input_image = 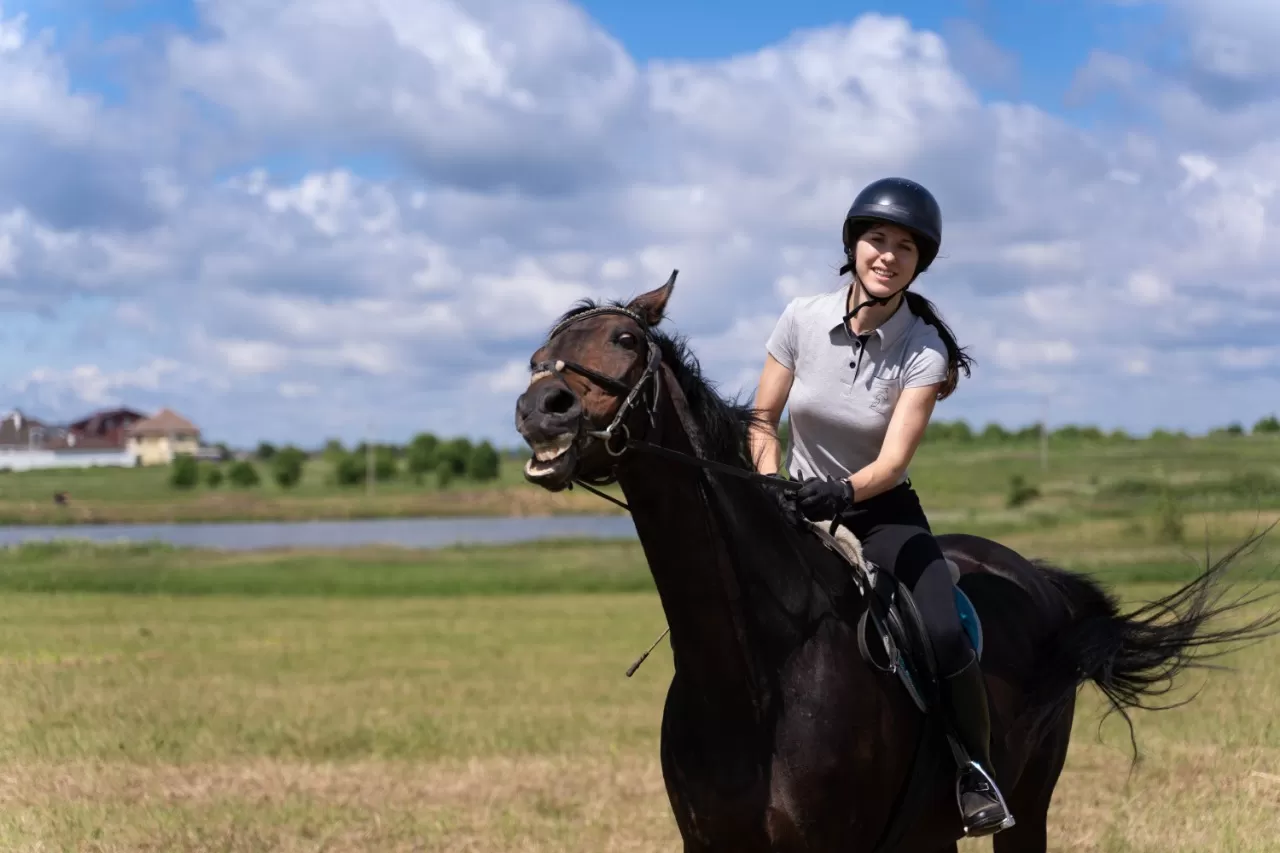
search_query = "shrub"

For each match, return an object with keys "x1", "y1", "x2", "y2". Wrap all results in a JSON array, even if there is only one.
[
  {"x1": 334, "y1": 453, "x2": 365, "y2": 486},
  {"x1": 1254, "y1": 414, "x2": 1280, "y2": 434},
  {"x1": 1006, "y1": 474, "x2": 1040, "y2": 508},
  {"x1": 227, "y1": 460, "x2": 260, "y2": 488},
  {"x1": 169, "y1": 455, "x2": 199, "y2": 489},
  {"x1": 1156, "y1": 489, "x2": 1183, "y2": 542},
  {"x1": 273, "y1": 446, "x2": 307, "y2": 489},
  {"x1": 206, "y1": 466, "x2": 224, "y2": 488},
  {"x1": 467, "y1": 441, "x2": 501, "y2": 481}
]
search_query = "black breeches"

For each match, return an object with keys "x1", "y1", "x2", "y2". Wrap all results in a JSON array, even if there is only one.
[{"x1": 842, "y1": 483, "x2": 971, "y2": 675}]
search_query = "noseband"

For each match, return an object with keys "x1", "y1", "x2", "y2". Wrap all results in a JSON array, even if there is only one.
[{"x1": 531, "y1": 304, "x2": 664, "y2": 461}]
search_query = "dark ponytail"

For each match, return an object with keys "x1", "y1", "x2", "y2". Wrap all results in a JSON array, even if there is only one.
[{"x1": 904, "y1": 290, "x2": 973, "y2": 400}]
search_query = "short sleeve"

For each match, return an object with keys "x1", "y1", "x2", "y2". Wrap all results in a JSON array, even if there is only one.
[
  {"x1": 765, "y1": 299, "x2": 800, "y2": 370},
  {"x1": 903, "y1": 326, "x2": 949, "y2": 389}
]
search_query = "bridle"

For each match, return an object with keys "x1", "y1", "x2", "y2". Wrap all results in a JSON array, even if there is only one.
[{"x1": 528, "y1": 286, "x2": 802, "y2": 511}]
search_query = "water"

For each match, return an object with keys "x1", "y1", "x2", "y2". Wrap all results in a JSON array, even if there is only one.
[{"x1": 0, "y1": 516, "x2": 639, "y2": 551}]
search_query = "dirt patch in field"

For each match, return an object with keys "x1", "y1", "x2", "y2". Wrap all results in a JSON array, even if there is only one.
[{"x1": 1, "y1": 746, "x2": 1278, "y2": 852}]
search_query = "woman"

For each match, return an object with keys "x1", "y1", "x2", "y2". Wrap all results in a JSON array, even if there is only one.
[{"x1": 748, "y1": 177, "x2": 1013, "y2": 837}]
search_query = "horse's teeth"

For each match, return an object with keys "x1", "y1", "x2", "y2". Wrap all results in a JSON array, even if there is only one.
[{"x1": 532, "y1": 433, "x2": 573, "y2": 461}]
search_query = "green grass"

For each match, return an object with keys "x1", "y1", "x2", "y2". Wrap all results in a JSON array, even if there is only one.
[
  {"x1": 0, "y1": 451, "x2": 622, "y2": 524},
  {"x1": 0, "y1": 528, "x2": 1276, "y2": 599},
  {"x1": 1, "y1": 431, "x2": 1279, "y2": 526},
  {"x1": 0, "y1": 575, "x2": 1277, "y2": 851},
  {"x1": 0, "y1": 539, "x2": 655, "y2": 596}
]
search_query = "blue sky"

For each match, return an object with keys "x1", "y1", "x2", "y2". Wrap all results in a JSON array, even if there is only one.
[{"x1": 0, "y1": 0, "x2": 1277, "y2": 448}]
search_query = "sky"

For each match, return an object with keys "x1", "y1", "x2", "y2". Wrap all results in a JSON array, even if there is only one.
[{"x1": 1, "y1": 0, "x2": 1278, "y2": 449}]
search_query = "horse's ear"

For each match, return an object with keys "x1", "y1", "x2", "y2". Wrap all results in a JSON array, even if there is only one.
[{"x1": 626, "y1": 269, "x2": 677, "y2": 326}]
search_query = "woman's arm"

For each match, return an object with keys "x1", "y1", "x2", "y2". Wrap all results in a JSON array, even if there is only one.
[
  {"x1": 749, "y1": 354, "x2": 794, "y2": 474},
  {"x1": 845, "y1": 381, "x2": 941, "y2": 502}
]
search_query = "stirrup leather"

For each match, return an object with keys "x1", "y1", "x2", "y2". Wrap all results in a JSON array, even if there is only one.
[{"x1": 955, "y1": 760, "x2": 1016, "y2": 836}]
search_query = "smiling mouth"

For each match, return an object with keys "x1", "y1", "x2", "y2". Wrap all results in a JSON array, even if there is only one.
[{"x1": 523, "y1": 432, "x2": 578, "y2": 486}]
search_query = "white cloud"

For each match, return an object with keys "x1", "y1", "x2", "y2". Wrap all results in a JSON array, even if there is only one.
[
  {"x1": 14, "y1": 359, "x2": 187, "y2": 408},
  {"x1": 1127, "y1": 270, "x2": 1173, "y2": 304},
  {"x1": 0, "y1": 1, "x2": 1278, "y2": 446}
]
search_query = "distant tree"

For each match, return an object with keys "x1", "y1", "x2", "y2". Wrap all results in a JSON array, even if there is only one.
[
  {"x1": 1108, "y1": 428, "x2": 1130, "y2": 442},
  {"x1": 406, "y1": 432, "x2": 440, "y2": 480},
  {"x1": 214, "y1": 442, "x2": 232, "y2": 461},
  {"x1": 436, "y1": 438, "x2": 474, "y2": 477},
  {"x1": 322, "y1": 438, "x2": 346, "y2": 462},
  {"x1": 256, "y1": 442, "x2": 277, "y2": 461},
  {"x1": 467, "y1": 440, "x2": 501, "y2": 481},
  {"x1": 436, "y1": 460, "x2": 455, "y2": 488},
  {"x1": 370, "y1": 444, "x2": 398, "y2": 481},
  {"x1": 335, "y1": 445, "x2": 397, "y2": 485},
  {"x1": 1254, "y1": 414, "x2": 1280, "y2": 434},
  {"x1": 334, "y1": 452, "x2": 365, "y2": 486},
  {"x1": 925, "y1": 420, "x2": 972, "y2": 442},
  {"x1": 228, "y1": 459, "x2": 261, "y2": 488},
  {"x1": 980, "y1": 422, "x2": 1010, "y2": 443},
  {"x1": 206, "y1": 466, "x2": 224, "y2": 488},
  {"x1": 272, "y1": 446, "x2": 307, "y2": 489},
  {"x1": 169, "y1": 454, "x2": 200, "y2": 489},
  {"x1": 1014, "y1": 424, "x2": 1041, "y2": 441}
]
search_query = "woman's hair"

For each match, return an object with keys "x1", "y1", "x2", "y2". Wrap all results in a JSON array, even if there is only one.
[{"x1": 902, "y1": 290, "x2": 973, "y2": 400}]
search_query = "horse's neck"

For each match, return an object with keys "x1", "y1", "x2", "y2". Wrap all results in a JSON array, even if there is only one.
[
  {"x1": 614, "y1": 375, "x2": 774, "y2": 727},
  {"x1": 618, "y1": 446, "x2": 765, "y2": 726}
]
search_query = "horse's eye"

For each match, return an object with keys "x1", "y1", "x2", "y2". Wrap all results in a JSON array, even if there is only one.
[{"x1": 616, "y1": 332, "x2": 638, "y2": 349}]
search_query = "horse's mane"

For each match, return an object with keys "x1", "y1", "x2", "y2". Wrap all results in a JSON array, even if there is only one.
[{"x1": 554, "y1": 299, "x2": 770, "y2": 469}]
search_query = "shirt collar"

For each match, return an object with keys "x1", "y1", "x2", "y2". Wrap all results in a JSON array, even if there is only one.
[{"x1": 826, "y1": 283, "x2": 916, "y2": 347}]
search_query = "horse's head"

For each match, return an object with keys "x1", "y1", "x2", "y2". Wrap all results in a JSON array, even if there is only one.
[{"x1": 515, "y1": 271, "x2": 677, "y2": 491}]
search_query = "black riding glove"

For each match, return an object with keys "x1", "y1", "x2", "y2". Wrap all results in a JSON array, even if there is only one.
[
  {"x1": 795, "y1": 476, "x2": 855, "y2": 521},
  {"x1": 764, "y1": 473, "x2": 806, "y2": 529}
]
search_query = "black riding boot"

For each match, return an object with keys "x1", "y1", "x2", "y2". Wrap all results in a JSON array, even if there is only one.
[{"x1": 941, "y1": 651, "x2": 1015, "y2": 836}]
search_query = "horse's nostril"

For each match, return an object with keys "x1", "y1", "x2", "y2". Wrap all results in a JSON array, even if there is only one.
[{"x1": 540, "y1": 387, "x2": 577, "y2": 416}]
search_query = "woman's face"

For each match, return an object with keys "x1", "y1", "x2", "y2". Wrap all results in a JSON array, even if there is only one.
[{"x1": 853, "y1": 223, "x2": 919, "y2": 297}]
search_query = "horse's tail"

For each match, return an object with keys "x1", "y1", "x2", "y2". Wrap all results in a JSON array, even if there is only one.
[{"x1": 1034, "y1": 525, "x2": 1280, "y2": 758}]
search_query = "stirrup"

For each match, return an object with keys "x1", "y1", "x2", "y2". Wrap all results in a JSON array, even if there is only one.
[{"x1": 955, "y1": 760, "x2": 1016, "y2": 836}]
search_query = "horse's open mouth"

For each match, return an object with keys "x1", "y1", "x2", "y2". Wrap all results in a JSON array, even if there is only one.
[{"x1": 523, "y1": 432, "x2": 580, "y2": 490}]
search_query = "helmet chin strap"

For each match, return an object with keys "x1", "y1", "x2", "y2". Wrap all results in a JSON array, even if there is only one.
[{"x1": 840, "y1": 253, "x2": 913, "y2": 324}]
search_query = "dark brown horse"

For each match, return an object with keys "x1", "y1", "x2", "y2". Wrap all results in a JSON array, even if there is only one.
[{"x1": 513, "y1": 272, "x2": 1279, "y2": 852}]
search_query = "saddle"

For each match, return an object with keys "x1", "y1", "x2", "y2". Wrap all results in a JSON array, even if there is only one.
[{"x1": 802, "y1": 519, "x2": 983, "y2": 714}]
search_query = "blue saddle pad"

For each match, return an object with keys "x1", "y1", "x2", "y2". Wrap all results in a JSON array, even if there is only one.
[{"x1": 954, "y1": 586, "x2": 983, "y2": 660}]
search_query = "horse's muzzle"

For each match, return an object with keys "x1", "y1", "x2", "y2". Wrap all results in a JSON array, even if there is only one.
[{"x1": 515, "y1": 378, "x2": 583, "y2": 490}]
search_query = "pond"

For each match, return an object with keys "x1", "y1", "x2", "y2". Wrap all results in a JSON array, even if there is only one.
[{"x1": 0, "y1": 515, "x2": 639, "y2": 551}]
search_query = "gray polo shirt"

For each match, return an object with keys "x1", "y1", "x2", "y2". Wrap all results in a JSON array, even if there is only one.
[{"x1": 765, "y1": 285, "x2": 948, "y2": 486}]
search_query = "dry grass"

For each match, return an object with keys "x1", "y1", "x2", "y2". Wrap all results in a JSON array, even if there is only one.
[{"x1": 1, "y1": 590, "x2": 1278, "y2": 851}]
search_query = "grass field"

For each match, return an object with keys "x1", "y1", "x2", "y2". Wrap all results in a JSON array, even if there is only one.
[
  {"x1": 1, "y1": 536, "x2": 1279, "y2": 852},
  {"x1": 1, "y1": 432, "x2": 1278, "y2": 526},
  {"x1": 0, "y1": 453, "x2": 612, "y2": 525},
  {"x1": 3, "y1": 432, "x2": 1280, "y2": 850}
]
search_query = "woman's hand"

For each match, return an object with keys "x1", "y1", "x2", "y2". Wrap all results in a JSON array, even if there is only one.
[{"x1": 795, "y1": 476, "x2": 855, "y2": 520}]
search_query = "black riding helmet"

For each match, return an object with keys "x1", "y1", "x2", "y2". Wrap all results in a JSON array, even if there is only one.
[{"x1": 841, "y1": 177, "x2": 942, "y2": 277}]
